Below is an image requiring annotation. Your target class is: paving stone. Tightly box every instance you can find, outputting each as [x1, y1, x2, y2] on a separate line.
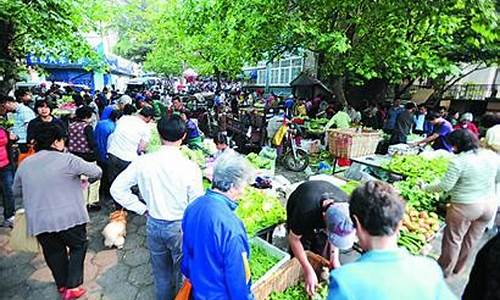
[131, 215, 146, 227]
[28, 266, 54, 288]
[122, 248, 149, 267]
[0, 251, 35, 269]
[102, 281, 138, 300]
[93, 249, 119, 272]
[25, 283, 60, 300]
[96, 264, 130, 287]
[135, 285, 155, 300]
[88, 235, 106, 253]
[0, 231, 9, 247]
[84, 254, 99, 282]
[128, 264, 153, 287]
[0, 263, 35, 289]
[126, 222, 138, 234]
[83, 280, 103, 294]
[122, 233, 145, 251]
[86, 291, 106, 300]
[29, 252, 47, 269]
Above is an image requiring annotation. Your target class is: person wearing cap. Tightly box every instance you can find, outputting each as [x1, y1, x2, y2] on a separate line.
[328, 180, 456, 300]
[286, 180, 355, 296]
[454, 112, 479, 138]
[107, 106, 154, 208]
[389, 102, 417, 145]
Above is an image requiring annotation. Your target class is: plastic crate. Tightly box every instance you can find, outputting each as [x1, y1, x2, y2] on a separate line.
[250, 237, 291, 288]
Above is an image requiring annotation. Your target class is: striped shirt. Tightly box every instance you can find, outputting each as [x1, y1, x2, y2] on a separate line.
[424, 149, 500, 204]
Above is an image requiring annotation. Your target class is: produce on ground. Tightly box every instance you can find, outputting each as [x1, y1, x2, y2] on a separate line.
[386, 155, 449, 212]
[339, 180, 360, 196]
[309, 151, 333, 170]
[246, 152, 273, 170]
[236, 187, 286, 236]
[249, 243, 280, 281]
[269, 282, 328, 300]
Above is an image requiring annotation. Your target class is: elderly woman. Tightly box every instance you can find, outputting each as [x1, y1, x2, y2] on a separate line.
[454, 112, 479, 137]
[13, 122, 102, 300]
[182, 153, 254, 299]
[423, 129, 500, 277]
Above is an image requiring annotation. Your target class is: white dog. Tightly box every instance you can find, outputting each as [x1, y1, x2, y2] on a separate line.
[102, 210, 128, 249]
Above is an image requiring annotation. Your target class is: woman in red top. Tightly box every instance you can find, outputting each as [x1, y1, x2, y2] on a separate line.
[454, 113, 480, 137]
[0, 122, 16, 228]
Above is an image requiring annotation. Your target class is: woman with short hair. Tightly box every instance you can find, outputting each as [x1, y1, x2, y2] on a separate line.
[13, 122, 101, 300]
[182, 153, 254, 299]
[423, 129, 500, 277]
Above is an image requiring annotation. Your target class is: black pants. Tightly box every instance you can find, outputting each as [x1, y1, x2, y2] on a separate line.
[107, 154, 131, 209]
[97, 160, 110, 200]
[36, 224, 88, 289]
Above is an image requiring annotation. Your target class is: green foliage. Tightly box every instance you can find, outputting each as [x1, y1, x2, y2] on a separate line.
[236, 187, 286, 236]
[0, 0, 104, 71]
[249, 243, 280, 281]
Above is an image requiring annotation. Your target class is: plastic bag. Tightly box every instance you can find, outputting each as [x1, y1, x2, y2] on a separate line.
[272, 124, 288, 146]
[9, 209, 39, 253]
[174, 280, 192, 300]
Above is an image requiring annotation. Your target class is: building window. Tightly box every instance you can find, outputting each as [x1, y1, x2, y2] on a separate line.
[257, 69, 266, 85]
[270, 69, 280, 85]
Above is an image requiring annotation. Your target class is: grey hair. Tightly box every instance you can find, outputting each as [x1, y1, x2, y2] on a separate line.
[212, 153, 252, 192]
[460, 112, 473, 122]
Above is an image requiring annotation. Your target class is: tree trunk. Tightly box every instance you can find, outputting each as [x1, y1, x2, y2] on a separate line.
[331, 76, 347, 105]
[0, 19, 16, 95]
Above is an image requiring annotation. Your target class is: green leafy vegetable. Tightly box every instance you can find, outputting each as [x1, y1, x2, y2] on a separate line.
[246, 153, 273, 170]
[249, 244, 280, 281]
[269, 282, 328, 300]
[236, 187, 286, 236]
[339, 180, 360, 196]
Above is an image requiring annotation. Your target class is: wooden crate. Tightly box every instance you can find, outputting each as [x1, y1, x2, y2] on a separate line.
[252, 251, 330, 300]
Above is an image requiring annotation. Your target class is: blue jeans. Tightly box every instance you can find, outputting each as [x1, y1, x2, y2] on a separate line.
[147, 217, 183, 300]
[0, 164, 15, 219]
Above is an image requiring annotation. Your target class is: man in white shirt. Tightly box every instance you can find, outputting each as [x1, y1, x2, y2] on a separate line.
[110, 115, 203, 300]
[107, 106, 154, 208]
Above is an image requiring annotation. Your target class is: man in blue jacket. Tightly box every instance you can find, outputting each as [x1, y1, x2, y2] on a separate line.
[328, 181, 456, 300]
[182, 153, 254, 300]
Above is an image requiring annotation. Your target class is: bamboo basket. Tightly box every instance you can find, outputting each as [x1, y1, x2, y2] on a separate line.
[327, 128, 383, 159]
[252, 251, 329, 300]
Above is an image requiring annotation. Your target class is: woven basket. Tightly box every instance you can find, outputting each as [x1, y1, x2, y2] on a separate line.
[327, 128, 382, 159]
[252, 251, 329, 300]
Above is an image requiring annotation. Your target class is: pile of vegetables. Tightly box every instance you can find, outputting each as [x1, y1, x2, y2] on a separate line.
[398, 207, 441, 254]
[0, 118, 14, 129]
[148, 127, 206, 168]
[269, 283, 328, 300]
[236, 187, 286, 236]
[339, 180, 360, 196]
[202, 178, 212, 190]
[246, 152, 273, 170]
[249, 243, 280, 281]
[306, 118, 329, 134]
[180, 146, 206, 168]
[309, 151, 333, 172]
[386, 155, 449, 212]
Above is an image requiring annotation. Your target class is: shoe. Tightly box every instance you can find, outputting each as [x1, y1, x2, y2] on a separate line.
[62, 287, 86, 300]
[2, 216, 14, 228]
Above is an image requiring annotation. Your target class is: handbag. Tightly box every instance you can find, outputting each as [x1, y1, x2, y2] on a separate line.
[174, 280, 192, 300]
[18, 145, 35, 165]
[9, 209, 39, 253]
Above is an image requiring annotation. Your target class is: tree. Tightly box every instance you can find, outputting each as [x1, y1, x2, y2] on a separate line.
[0, 0, 103, 94]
